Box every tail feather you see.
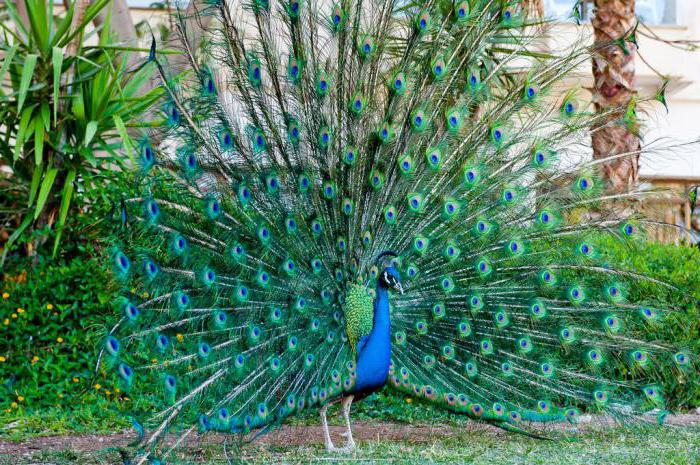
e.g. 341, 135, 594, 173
104, 0, 695, 461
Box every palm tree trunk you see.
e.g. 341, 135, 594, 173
524, 0, 544, 17
591, 0, 640, 191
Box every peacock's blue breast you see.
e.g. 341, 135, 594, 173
353, 335, 391, 393
351, 288, 392, 393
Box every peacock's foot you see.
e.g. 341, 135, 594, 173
326, 442, 356, 454
320, 404, 335, 451
331, 395, 356, 453
322, 395, 356, 453
328, 431, 355, 453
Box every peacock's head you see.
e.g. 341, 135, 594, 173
375, 251, 403, 294
379, 266, 403, 294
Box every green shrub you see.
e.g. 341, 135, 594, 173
598, 238, 700, 407
599, 238, 700, 349
0, 250, 117, 411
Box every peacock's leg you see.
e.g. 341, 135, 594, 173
319, 403, 335, 451
339, 395, 355, 452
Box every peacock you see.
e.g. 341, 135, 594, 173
103, 0, 696, 462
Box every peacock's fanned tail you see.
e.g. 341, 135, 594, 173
104, 0, 695, 461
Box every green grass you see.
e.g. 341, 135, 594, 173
184, 426, 700, 465
2, 424, 699, 465
2, 392, 699, 464
0, 390, 464, 441
0, 396, 130, 442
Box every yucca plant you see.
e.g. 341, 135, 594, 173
0, 0, 162, 260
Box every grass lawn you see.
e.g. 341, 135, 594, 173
2, 394, 698, 464
2, 419, 698, 464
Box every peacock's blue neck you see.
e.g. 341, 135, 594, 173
372, 286, 391, 334
352, 284, 392, 393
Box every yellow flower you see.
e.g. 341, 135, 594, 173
46, 304, 53, 310
3, 319, 8, 325
72, 377, 79, 383
151, 358, 158, 364
142, 292, 149, 298
10, 402, 17, 409
105, 390, 111, 396
405, 398, 413, 404
114, 388, 120, 393
176, 333, 184, 342
0, 356, 5, 362
94, 384, 102, 390
16, 308, 24, 314
2, 292, 8, 299
11, 313, 17, 319
4, 409, 10, 413
58, 393, 64, 398
31, 356, 39, 364
17, 396, 24, 402
124, 397, 130, 401
56, 337, 64, 343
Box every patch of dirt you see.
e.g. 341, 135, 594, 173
0, 422, 464, 458
1, 413, 699, 459
261, 422, 476, 447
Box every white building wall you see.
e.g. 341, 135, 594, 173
637, 2, 700, 178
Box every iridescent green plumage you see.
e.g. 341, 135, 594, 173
344, 283, 374, 352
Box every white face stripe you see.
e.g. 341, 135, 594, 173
383, 272, 398, 287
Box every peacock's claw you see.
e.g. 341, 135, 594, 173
327, 443, 356, 454
321, 396, 357, 453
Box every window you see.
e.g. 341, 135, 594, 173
545, 0, 678, 25
545, 0, 588, 20
637, 0, 678, 24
